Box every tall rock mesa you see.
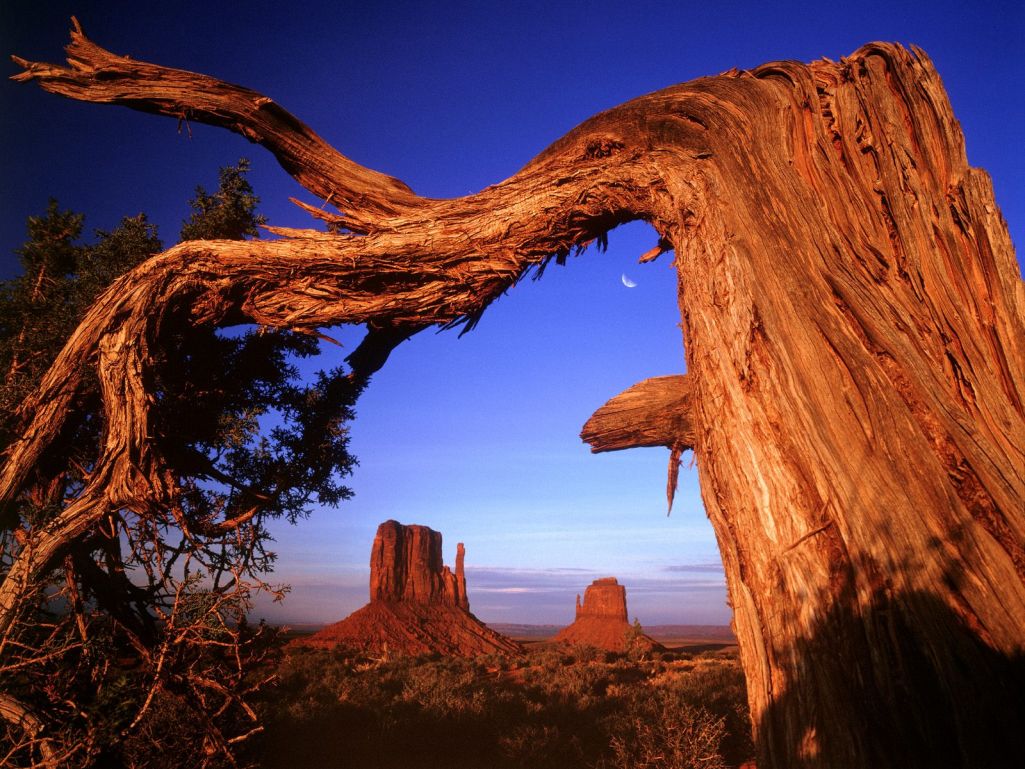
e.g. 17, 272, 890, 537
297, 521, 515, 656
369, 520, 468, 608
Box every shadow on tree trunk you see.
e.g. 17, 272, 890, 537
756, 585, 1025, 769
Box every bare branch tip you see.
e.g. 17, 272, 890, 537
9, 56, 36, 82
638, 244, 663, 264
639, 237, 672, 264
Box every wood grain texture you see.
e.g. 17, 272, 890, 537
581, 375, 694, 452
6, 24, 1025, 767
581, 374, 695, 510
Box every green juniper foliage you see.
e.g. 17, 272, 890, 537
179, 160, 266, 242
0, 161, 361, 769
0, 204, 160, 430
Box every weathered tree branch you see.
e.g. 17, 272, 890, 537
0, 84, 674, 635
581, 374, 695, 511
1, 15, 685, 526
581, 375, 694, 453
0, 693, 58, 769
10, 17, 415, 228
0, 152, 670, 502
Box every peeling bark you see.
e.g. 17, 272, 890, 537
7, 23, 1025, 768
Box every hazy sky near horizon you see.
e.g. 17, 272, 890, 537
2, 1, 1022, 626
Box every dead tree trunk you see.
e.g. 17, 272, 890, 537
582, 50, 1025, 767
9, 23, 1025, 768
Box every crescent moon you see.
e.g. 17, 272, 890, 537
621, 273, 637, 288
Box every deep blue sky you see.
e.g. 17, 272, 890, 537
2, 1, 1022, 625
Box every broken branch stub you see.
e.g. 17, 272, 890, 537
581, 374, 695, 512
581, 375, 695, 453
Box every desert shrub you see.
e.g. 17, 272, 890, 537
497, 722, 591, 768
525, 657, 611, 703
658, 654, 753, 764
602, 691, 727, 769
118, 691, 222, 769
251, 645, 753, 769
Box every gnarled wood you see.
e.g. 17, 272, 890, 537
581, 375, 694, 452
581, 374, 695, 511
0, 694, 58, 768
10, 17, 415, 228
7, 24, 1025, 769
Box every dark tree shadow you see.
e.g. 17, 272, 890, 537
756, 587, 1025, 769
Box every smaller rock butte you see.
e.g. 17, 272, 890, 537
296, 520, 519, 656
553, 577, 662, 653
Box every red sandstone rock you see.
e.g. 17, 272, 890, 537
454, 542, 468, 611
368, 519, 468, 605
575, 576, 628, 621
554, 577, 662, 653
297, 521, 517, 656
296, 602, 519, 657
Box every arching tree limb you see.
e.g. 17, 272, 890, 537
0, 144, 673, 507
0, 96, 678, 638
10, 17, 415, 227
